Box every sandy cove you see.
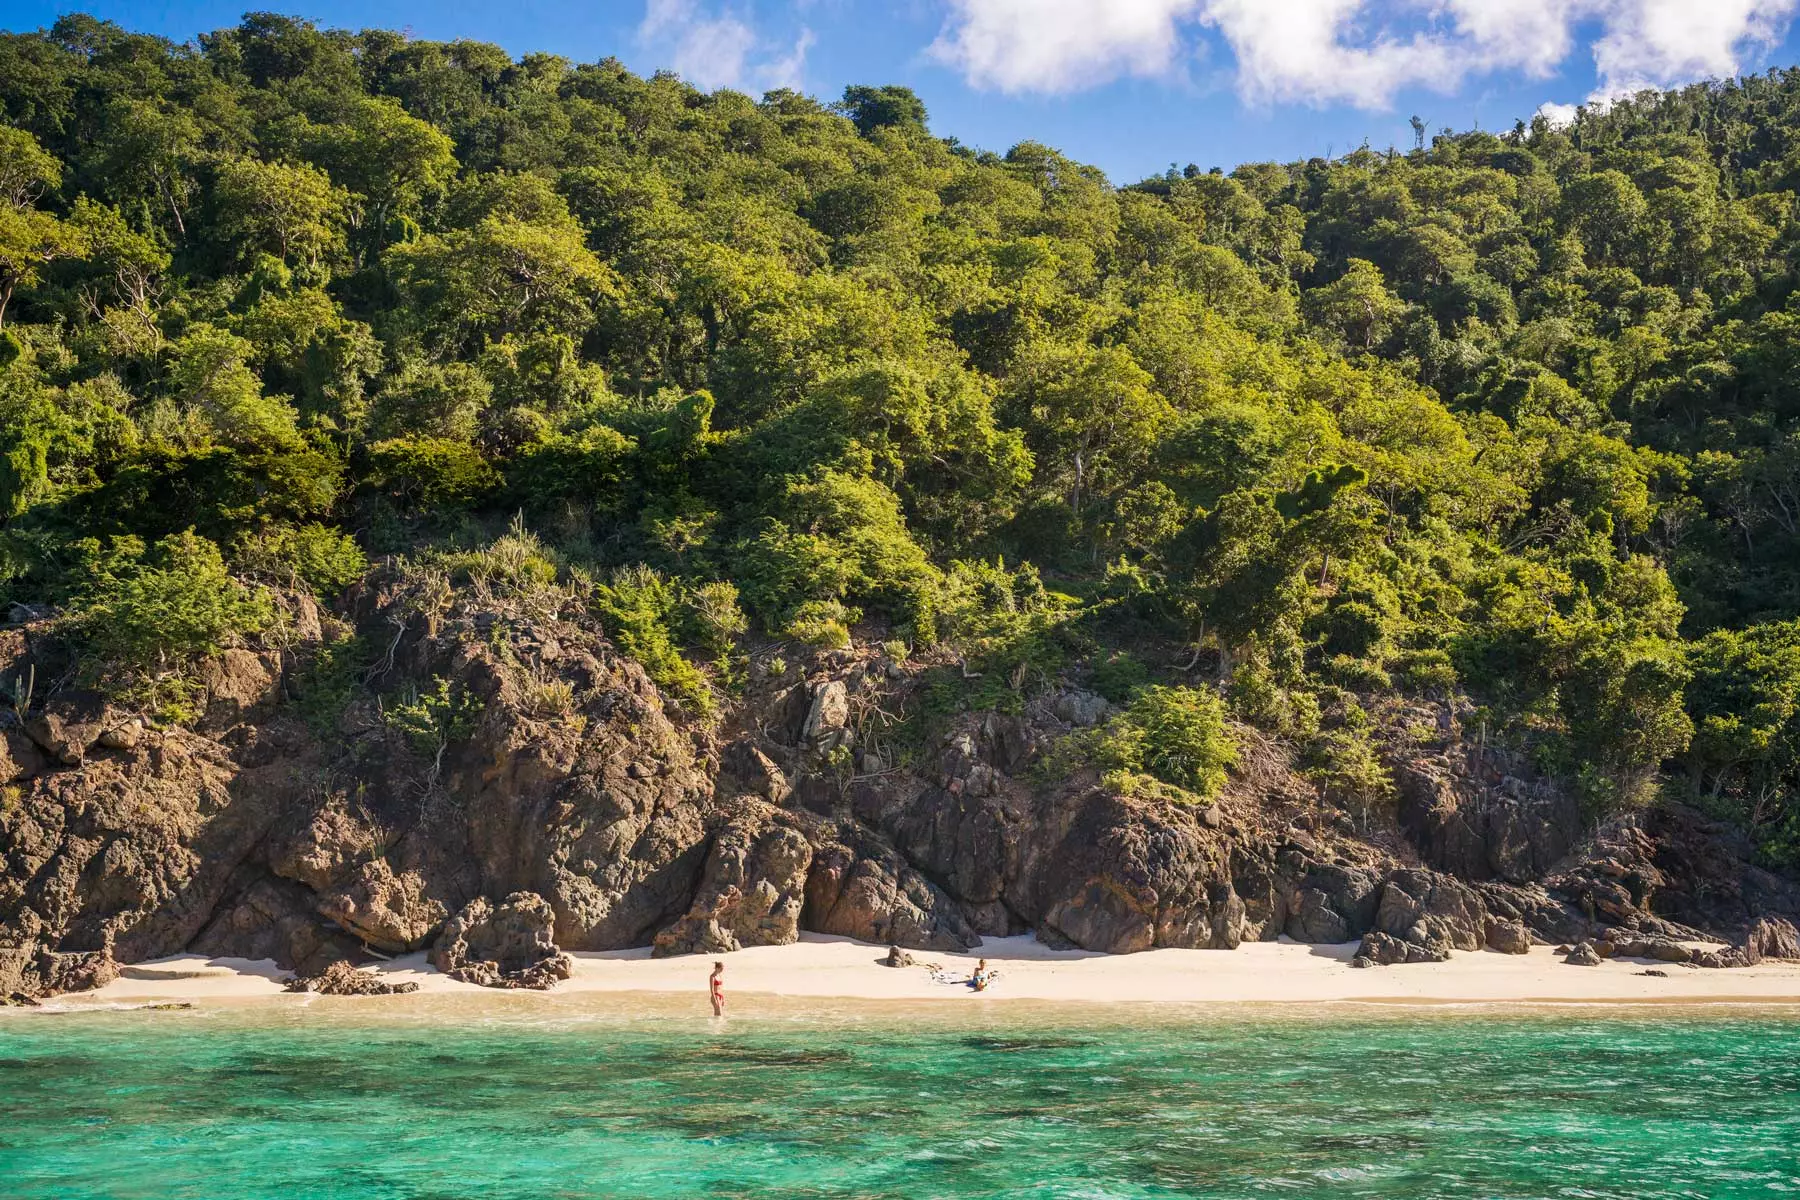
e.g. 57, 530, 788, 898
28, 934, 1800, 1010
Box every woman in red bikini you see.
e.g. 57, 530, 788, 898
709, 961, 724, 1017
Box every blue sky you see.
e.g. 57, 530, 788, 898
5, 1, 1800, 183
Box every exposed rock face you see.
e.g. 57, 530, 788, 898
800, 680, 850, 747
720, 740, 789, 805
5, 584, 1800, 1001
286, 960, 420, 996
1284, 862, 1382, 945
22, 691, 112, 765
1484, 919, 1533, 955
1351, 930, 1451, 967
1746, 916, 1800, 961
431, 892, 574, 990
1052, 691, 1109, 728
802, 838, 980, 950
1564, 941, 1603, 966
1373, 870, 1487, 952
1397, 754, 1583, 883
653, 810, 812, 955
1006, 790, 1253, 954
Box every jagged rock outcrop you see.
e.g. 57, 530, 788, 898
802, 835, 981, 950
720, 739, 790, 805
431, 892, 573, 989
1564, 941, 1603, 966
1351, 930, 1451, 966
1397, 752, 1584, 884
1372, 870, 1488, 952
1004, 789, 1246, 953
1484, 919, 1533, 954
6, 589, 1800, 1000
1746, 916, 1800, 961
285, 959, 420, 995
653, 808, 812, 955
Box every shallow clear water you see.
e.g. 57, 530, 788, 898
3, 997, 1799, 1199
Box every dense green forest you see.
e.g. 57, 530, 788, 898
6, 13, 1800, 864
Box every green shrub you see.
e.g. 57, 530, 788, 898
385, 675, 483, 761
439, 516, 559, 594
234, 523, 367, 597
289, 634, 372, 733
683, 580, 748, 659
782, 598, 859, 648
1048, 685, 1238, 802
1089, 650, 1150, 703
1116, 685, 1238, 797
590, 564, 714, 715
72, 530, 272, 672
365, 437, 500, 513
1227, 661, 1322, 740
1303, 726, 1394, 828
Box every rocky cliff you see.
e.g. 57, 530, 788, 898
4, 576, 1798, 1000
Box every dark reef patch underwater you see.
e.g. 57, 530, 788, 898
2, 1001, 1799, 1199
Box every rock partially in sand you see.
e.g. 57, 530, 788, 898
1599, 934, 1695, 964
1484, 919, 1532, 955
1637, 969, 1668, 977
803, 840, 980, 951
1373, 869, 1487, 952
285, 960, 419, 996
1351, 931, 1452, 966
1284, 864, 1383, 945
1745, 916, 1800, 962
33, 947, 120, 994
653, 812, 812, 956
1564, 941, 1602, 966
883, 946, 915, 967
431, 892, 574, 990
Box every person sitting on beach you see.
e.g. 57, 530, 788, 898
970, 958, 993, 991
709, 961, 725, 1017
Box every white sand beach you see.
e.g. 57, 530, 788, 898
35, 934, 1800, 1010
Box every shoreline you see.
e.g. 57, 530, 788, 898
16, 934, 1800, 1013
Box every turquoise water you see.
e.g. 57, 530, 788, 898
3, 999, 1799, 1199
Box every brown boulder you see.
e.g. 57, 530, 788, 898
285, 959, 419, 995
1563, 941, 1602, 966
22, 691, 110, 764
1484, 919, 1532, 954
316, 861, 450, 954
721, 740, 790, 805
1374, 869, 1488, 952
653, 812, 812, 955
803, 841, 979, 951
431, 892, 572, 990
195, 649, 279, 726
1745, 916, 1800, 962
1284, 863, 1383, 945
1350, 931, 1451, 966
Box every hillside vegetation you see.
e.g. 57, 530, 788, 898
5, 14, 1800, 867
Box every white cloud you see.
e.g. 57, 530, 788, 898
762, 26, 816, 91
929, 0, 1800, 109
1197, 0, 1462, 107
1535, 99, 1583, 127
1588, 0, 1795, 101
928, 0, 1205, 94
638, 0, 813, 93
